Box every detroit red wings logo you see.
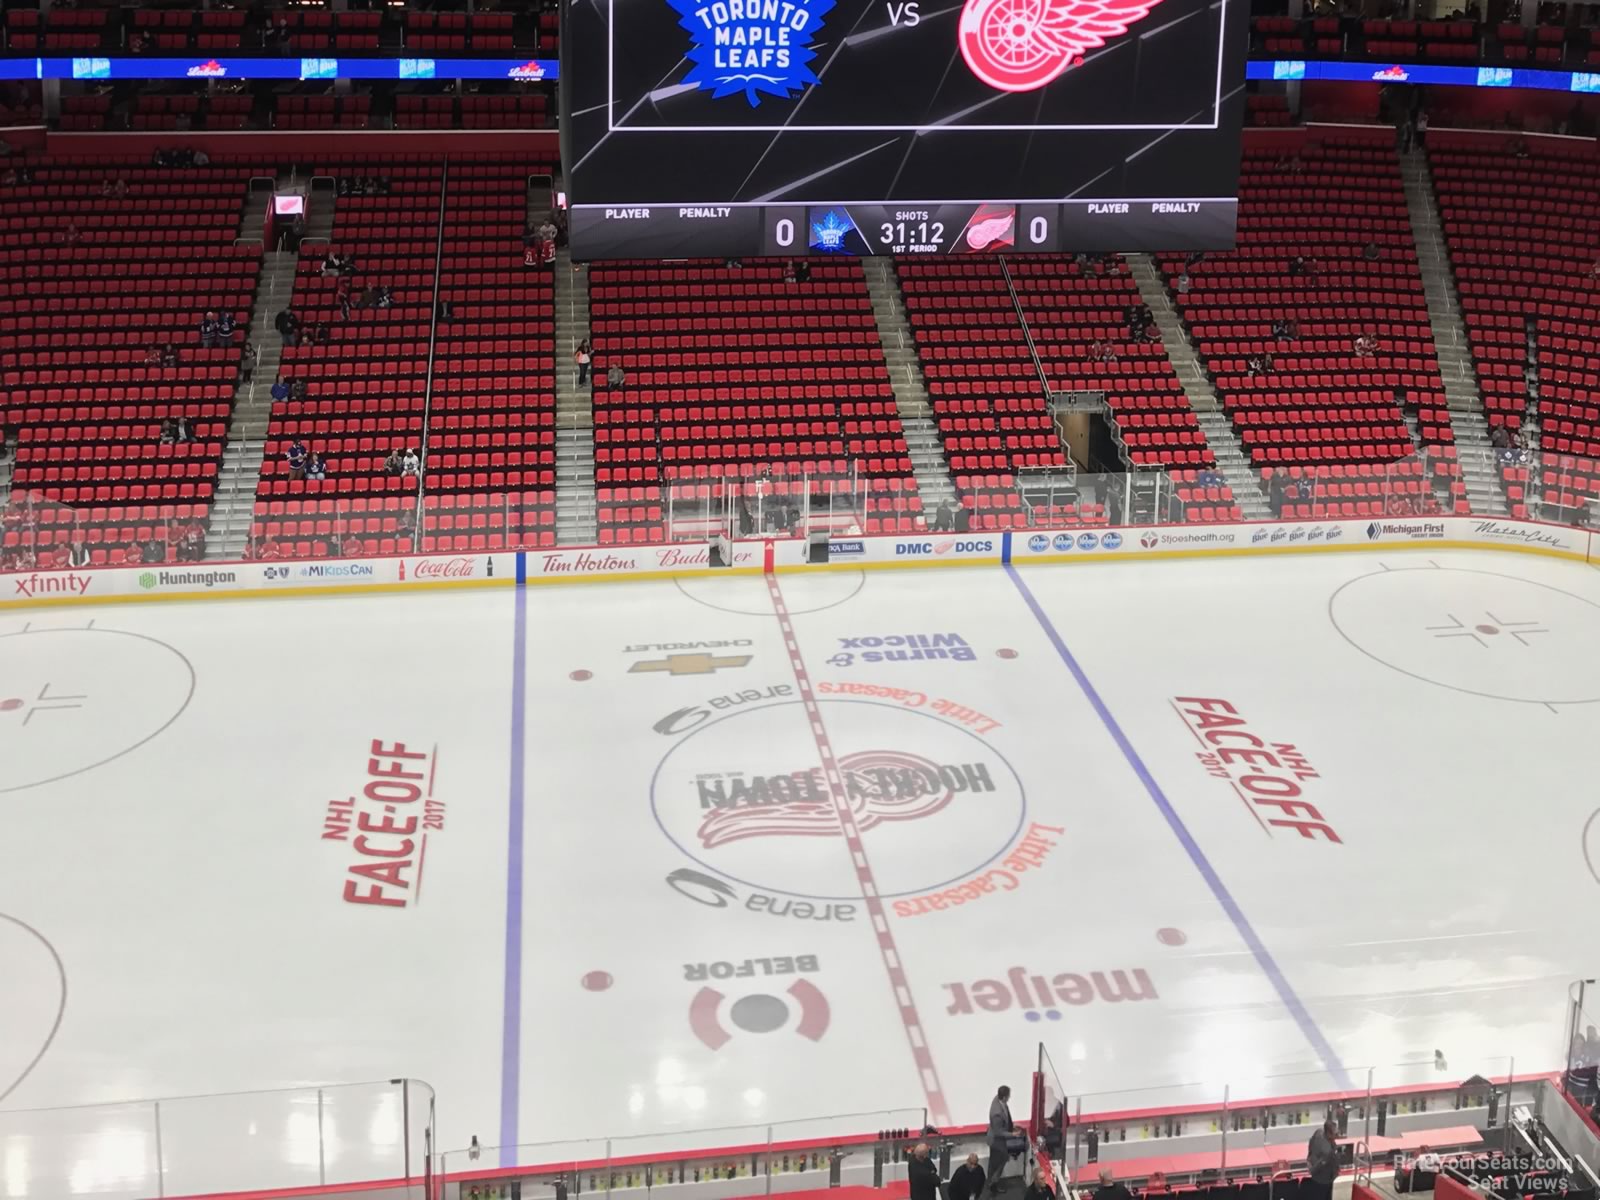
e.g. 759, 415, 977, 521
958, 0, 1165, 92
697, 750, 957, 848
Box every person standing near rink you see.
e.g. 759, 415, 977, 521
1306, 1115, 1341, 1200
986, 1085, 1020, 1193
908, 1142, 943, 1200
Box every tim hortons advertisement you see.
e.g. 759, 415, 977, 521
526, 543, 762, 579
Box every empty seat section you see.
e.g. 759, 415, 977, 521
588, 259, 918, 544
896, 255, 1225, 525
1158, 126, 1461, 519
426, 159, 557, 551
1428, 131, 1600, 520
0, 153, 262, 568
250, 159, 438, 559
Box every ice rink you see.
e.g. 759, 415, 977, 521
3, 549, 1599, 1193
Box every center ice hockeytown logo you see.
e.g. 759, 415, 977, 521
668, 0, 836, 105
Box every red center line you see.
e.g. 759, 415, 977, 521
764, 570, 951, 1126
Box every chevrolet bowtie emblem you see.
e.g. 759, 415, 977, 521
630, 653, 753, 676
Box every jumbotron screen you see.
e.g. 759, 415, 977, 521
560, 0, 1247, 258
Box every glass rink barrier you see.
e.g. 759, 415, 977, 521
439, 1108, 929, 1200
5, 1017, 1592, 1200
657, 466, 1204, 550
1039, 1042, 1547, 1189
1482, 448, 1600, 530
0, 490, 201, 572
1564, 980, 1600, 1116
0, 442, 1519, 572
0, 1079, 435, 1200
245, 494, 422, 561
244, 492, 559, 560
642, 450, 1472, 551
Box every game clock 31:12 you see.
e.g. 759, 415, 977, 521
756, 204, 1063, 255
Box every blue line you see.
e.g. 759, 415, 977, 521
1004, 564, 1353, 1090
500, 551, 529, 1163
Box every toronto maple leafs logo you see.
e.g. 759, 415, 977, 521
667, 0, 836, 106
957, 0, 1165, 92
810, 208, 856, 252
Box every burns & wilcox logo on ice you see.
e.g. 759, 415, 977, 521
828, 632, 975, 666
668, 0, 836, 106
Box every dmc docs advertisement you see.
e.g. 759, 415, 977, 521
770, 535, 1004, 567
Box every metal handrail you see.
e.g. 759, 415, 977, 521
409, 158, 450, 554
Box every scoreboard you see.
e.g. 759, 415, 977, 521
567, 200, 1238, 258
560, 0, 1247, 259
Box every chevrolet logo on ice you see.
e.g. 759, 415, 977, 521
630, 652, 753, 676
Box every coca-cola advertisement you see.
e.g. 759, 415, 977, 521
400, 556, 494, 581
